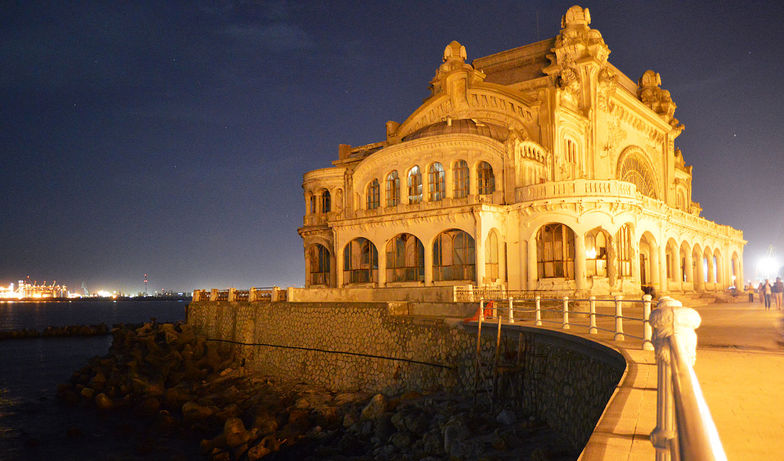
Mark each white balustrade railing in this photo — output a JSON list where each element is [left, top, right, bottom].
[[477, 293, 654, 350], [650, 297, 727, 461], [473, 293, 727, 460]]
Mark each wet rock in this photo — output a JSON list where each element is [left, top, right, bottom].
[[374, 414, 395, 442], [496, 408, 516, 425], [389, 431, 412, 450], [360, 393, 387, 420], [223, 417, 250, 448], [94, 392, 114, 411], [252, 410, 279, 435], [442, 415, 469, 458]]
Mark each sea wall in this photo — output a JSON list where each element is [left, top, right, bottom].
[[186, 301, 625, 448]]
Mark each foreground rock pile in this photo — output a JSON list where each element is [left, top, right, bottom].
[[58, 322, 577, 460]]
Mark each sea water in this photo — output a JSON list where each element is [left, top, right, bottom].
[[0, 300, 189, 460]]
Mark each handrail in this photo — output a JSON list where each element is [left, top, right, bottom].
[[650, 297, 727, 461], [477, 294, 654, 350]]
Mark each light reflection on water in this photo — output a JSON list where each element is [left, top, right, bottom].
[[0, 301, 187, 459]]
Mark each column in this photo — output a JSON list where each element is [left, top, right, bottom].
[[685, 249, 694, 287], [608, 238, 618, 288], [335, 245, 343, 288], [476, 233, 486, 286], [574, 232, 587, 291], [527, 238, 538, 290], [378, 243, 387, 287], [632, 239, 641, 285], [695, 253, 705, 292], [424, 238, 433, 286], [658, 242, 667, 293], [651, 242, 660, 290]]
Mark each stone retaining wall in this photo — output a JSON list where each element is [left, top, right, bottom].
[[187, 301, 625, 449]]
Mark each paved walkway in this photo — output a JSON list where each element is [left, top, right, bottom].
[[514, 299, 784, 460]]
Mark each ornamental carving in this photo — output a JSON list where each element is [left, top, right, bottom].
[[637, 70, 680, 127]]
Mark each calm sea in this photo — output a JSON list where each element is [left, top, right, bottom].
[[0, 300, 191, 460]]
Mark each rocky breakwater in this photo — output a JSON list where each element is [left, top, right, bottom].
[[58, 322, 578, 460]]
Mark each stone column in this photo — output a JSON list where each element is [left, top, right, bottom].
[[335, 245, 343, 288], [445, 164, 454, 199], [658, 242, 667, 293], [527, 237, 538, 290], [607, 237, 618, 288], [651, 242, 660, 290], [695, 254, 705, 292], [685, 249, 694, 286], [476, 233, 486, 286], [424, 237, 434, 286], [378, 243, 387, 287], [574, 232, 587, 291], [632, 239, 641, 285]]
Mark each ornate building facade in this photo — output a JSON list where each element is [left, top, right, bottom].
[[298, 6, 744, 297]]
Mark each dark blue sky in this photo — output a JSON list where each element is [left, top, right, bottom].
[[2, 1, 783, 292]]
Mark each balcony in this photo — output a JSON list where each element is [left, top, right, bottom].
[[516, 179, 638, 203]]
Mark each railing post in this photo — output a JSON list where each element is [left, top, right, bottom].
[[535, 295, 542, 326], [649, 296, 698, 461], [479, 297, 485, 321], [589, 296, 597, 334], [614, 295, 624, 341], [228, 288, 236, 302], [563, 296, 570, 330], [492, 298, 497, 319], [210, 288, 218, 302], [508, 297, 514, 324], [643, 294, 653, 350], [249, 287, 256, 302]]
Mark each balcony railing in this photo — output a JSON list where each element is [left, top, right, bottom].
[[516, 179, 638, 202]]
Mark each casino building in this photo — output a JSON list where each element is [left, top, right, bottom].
[[298, 5, 744, 298]]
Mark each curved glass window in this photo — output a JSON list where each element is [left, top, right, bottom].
[[433, 229, 475, 282], [453, 160, 469, 198], [308, 244, 330, 285], [366, 179, 380, 210], [321, 190, 331, 213], [408, 166, 423, 204], [477, 162, 495, 195], [536, 223, 575, 279], [343, 238, 378, 284], [616, 224, 632, 277], [386, 171, 400, 207], [386, 234, 424, 282], [428, 162, 445, 201], [585, 228, 609, 277]]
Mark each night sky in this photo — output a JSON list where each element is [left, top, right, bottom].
[[2, 1, 783, 293]]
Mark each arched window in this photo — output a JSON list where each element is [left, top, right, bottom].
[[386, 234, 424, 282], [433, 229, 475, 282], [536, 223, 575, 279], [585, 228, 609, 277], [321, 190, 331, 213], [453, 160, 469, 198], [308, 193, 315, 214], [343, 238, 378, 284], [366, 179, 380, 210], [386, 171, 400, 207], [485, 231, 499, 281], [616, 224, 632, 277], [408, 166, 422, 204], [477, 162, 495, 195], [308, 244, 330, 286], [428, 163, 445, 201]]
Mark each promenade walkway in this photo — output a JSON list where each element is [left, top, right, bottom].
[[502, 299, 784, 460]]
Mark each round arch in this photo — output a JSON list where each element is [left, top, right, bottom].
[[433, 229, 476, 282], [617, 146, 659, 199], [385, 233, 425, 283]]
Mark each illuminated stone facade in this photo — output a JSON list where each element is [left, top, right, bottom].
[[298, 5, 744, 297]]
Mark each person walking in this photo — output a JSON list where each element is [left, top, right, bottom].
[[773, 277, 784, 310], [759, 282, 765, 305], [763, 279, 772, 310], [747, 282, 756, 303]]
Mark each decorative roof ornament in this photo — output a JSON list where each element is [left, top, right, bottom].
[[637, 70, 680, 127], [429, 40, 485, 98]]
